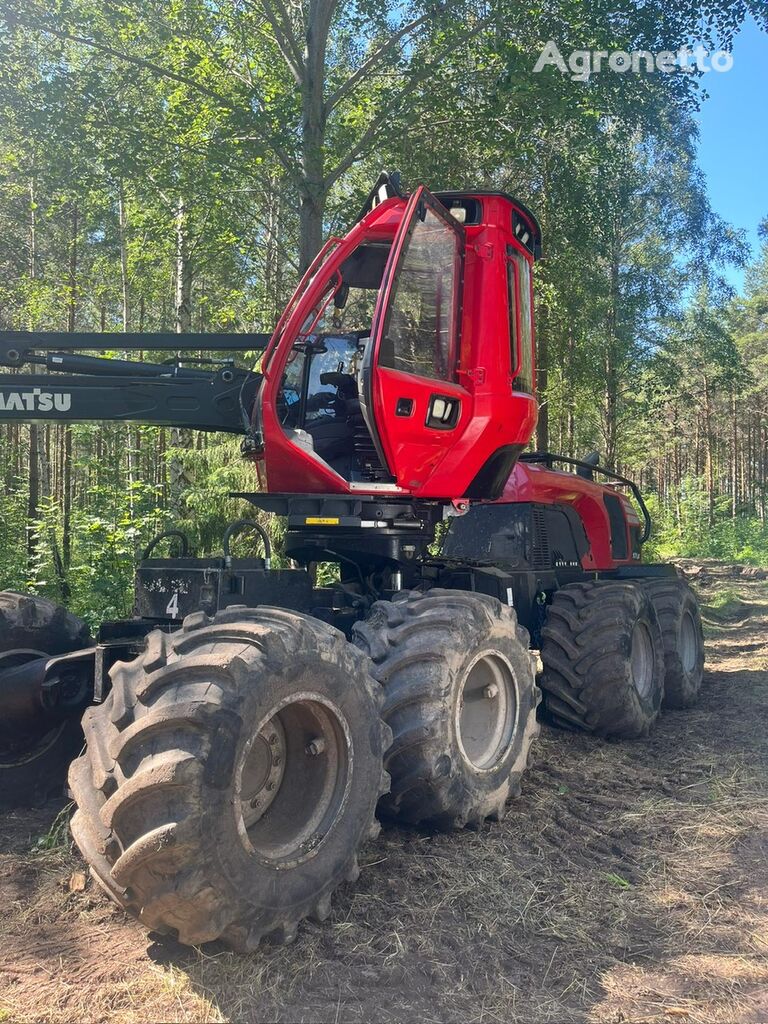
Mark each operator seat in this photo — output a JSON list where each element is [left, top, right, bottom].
[[298, 331, 383, 481]]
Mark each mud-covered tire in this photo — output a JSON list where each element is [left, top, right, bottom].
[[0, 592, 91, 809], [539, 581, 665, 739], [68, 605, 390, 950], [0, 592, 91, 653], [352, 589, 540, 829], [641, 576, 705, 708]]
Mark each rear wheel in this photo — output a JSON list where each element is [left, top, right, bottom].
[[0, 592, 91, 809], [68, 606, 390, 950], [539, 581, 665, 738], [642, 577, 705, 708], [353, 590, 540, 828]]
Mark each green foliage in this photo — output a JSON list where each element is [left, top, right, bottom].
[[33, 802, 74, 853], [605, 872, 632, 890], [168, 438, 283, 562], [644, 484, 768, 566]]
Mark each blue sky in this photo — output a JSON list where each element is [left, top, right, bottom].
[[696, 16, 768, 292]]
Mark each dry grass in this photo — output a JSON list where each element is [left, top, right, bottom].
[[1, 563, 767, 1023]]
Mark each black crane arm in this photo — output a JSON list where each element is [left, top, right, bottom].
[[0, 331, 271, 365], [0, 331, 271, 433]]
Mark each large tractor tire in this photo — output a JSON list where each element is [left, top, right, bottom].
[[0, 591, 91, 809], [68, 606, 390, 951], [642, 576, 705, 708], [353, 589, 540, 829], [539, 581, 665, 739]]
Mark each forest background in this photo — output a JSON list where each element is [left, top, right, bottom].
[[0, 0, 767, 628]]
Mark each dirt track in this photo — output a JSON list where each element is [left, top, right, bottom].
[[1, 564, 767, 1024]]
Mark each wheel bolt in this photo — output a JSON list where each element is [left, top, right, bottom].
[[269, 733, 278, 745], [484, 683, 499, 700], [249, 796, 260, 808], [306, 738, 325, 756], [266, 781, 275, 792], [273, 756, 282, 766]]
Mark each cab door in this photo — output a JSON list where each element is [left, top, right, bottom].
[[361, 186, 468, 492]]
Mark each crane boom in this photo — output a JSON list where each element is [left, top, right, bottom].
[[0, 331, 271, 433]]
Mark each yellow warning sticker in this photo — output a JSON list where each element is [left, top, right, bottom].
[[305, 517, 340, 525]]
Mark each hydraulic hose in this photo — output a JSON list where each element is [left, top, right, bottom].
[[222, 519, 272, 569]]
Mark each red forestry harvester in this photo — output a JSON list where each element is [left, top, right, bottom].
[[0, 173, 703, 950]]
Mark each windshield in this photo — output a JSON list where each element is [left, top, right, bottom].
[[378, 204, 462, 381]]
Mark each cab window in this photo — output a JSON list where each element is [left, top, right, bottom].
[[378, 204, 462, 381], [507, 246, 534, 394], [276, 240, 390, 480]]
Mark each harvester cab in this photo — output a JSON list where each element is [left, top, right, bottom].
[[251, 176, 541, 500], [0, 172, 705, 956]]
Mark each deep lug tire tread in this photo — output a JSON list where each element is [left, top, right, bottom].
[[641, 576, 705, 708], [539, 581, 665, 739], [353, 589, 540, 829], [69, 605, 390, 950]]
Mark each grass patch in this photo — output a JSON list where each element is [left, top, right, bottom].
[[701, 587, 750, 622], [604, 873, 632, 889], [32, 802, 74, 854]]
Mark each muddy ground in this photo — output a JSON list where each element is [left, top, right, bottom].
[[1, 563, 767, 1024]]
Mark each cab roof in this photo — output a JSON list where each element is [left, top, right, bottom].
[[356, 172, 542, 260]]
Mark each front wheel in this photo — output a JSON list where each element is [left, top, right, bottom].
[[69, 606, 390, 950], [353, 589, 540, 829]]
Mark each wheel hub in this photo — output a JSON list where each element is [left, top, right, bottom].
[[239, 718, 287, 828], [455, 651, 518, 771], [236, 694, 352, 865], [630, 622, 654, 699], [680, 610, 698, 674]]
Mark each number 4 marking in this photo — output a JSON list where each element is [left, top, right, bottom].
[[166, 592, 180, 618]]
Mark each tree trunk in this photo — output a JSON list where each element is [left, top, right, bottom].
[[27, 429, 39, 564], [67, 203, 78, 333], [535, 303, 549, 452], [118, 185, 130, 331], [63, 426, 72, 574], [298, 187, 324, 272], [603, 241, 621, 470], [703, 377, 715, 528], [171, 197, 195, 510], [264, 174, 284, 321], [27, 179, 39, 564], [175, 197, 193, 333], [566, 325, 575, 457], [51, 205, 79, 596], [119, 187, 137, 522], [731, 388, 738, 519], [298, 0, 333, 270]]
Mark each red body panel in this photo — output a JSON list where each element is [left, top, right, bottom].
[[499, 463, 642, 570], [250, 180, 641, 571]]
